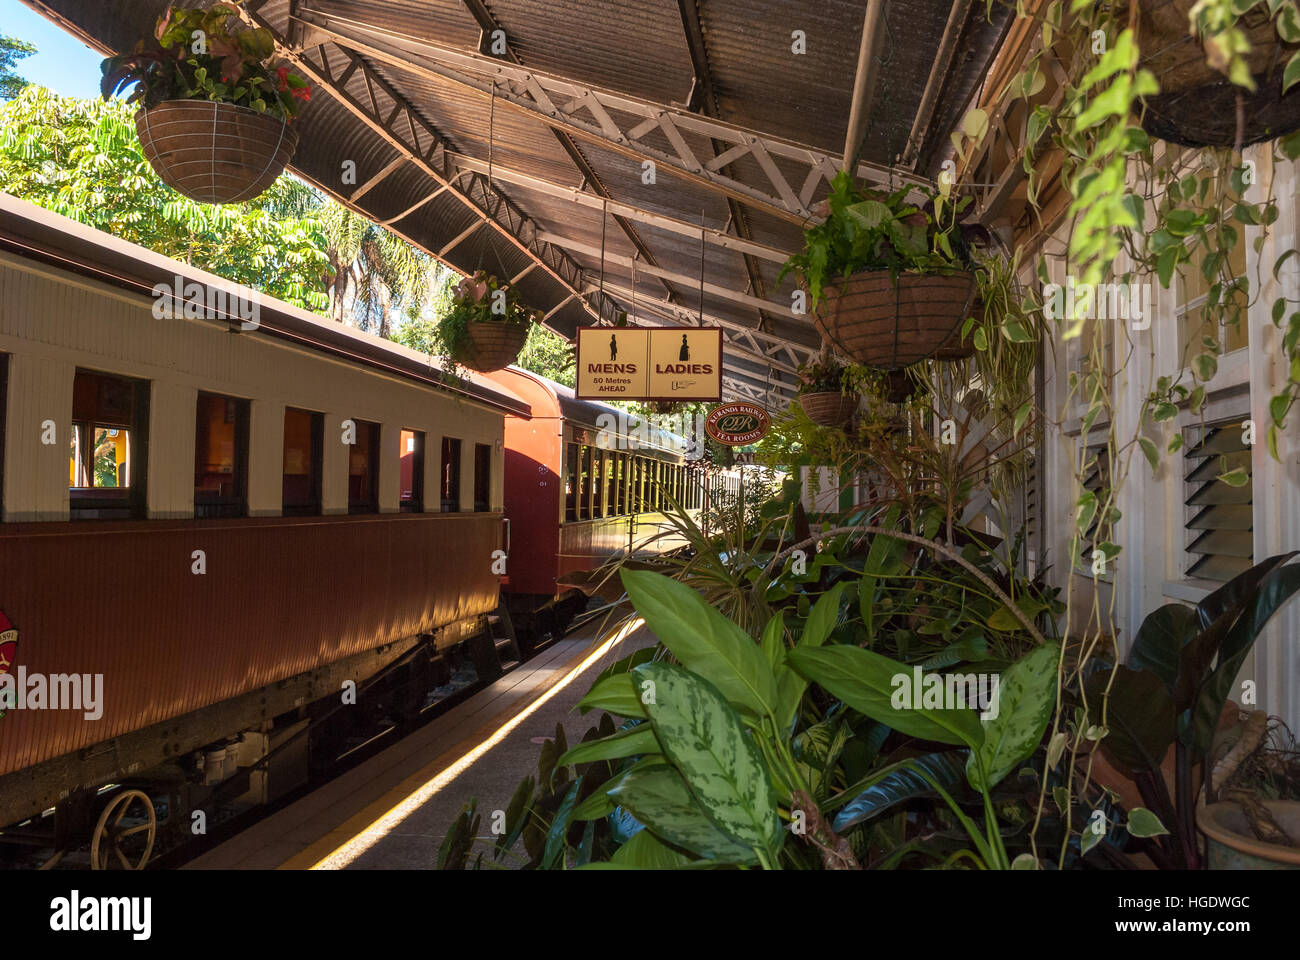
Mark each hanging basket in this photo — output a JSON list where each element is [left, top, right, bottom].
[[799, 391, 860, 427], [455, 320, 531, 372], [812, 269, 977, 370], [135, 100, 299, 205], [650, 401, 683, 415], [1134, 0, 1300, 147]]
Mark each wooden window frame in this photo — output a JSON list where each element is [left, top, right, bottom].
[[399, 429, 425, 513], [194, 391, 250, 519], [282, 407, 324, 517]]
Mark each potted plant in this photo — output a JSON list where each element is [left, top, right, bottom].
[[438, 269, 537, 374], [1082, 553, 1300, 868], [779, 172, 982, 371], [796, 354, 861, 426], [101, 2, 310, 205], [1198, 710, 1300, 868], [1136, 0, 1300, 147]]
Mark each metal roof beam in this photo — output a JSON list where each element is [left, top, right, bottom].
[[291, 4, 928, 223], [588, 279, 820, 353], [444, 151, 792, 264], [232, 7, 622, 330], [616, 300, 801, 377], [546, 232, 792, 318], [453, 0, 676, 304]]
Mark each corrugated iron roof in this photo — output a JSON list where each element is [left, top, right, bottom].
[[18, 0, 1009, 403]]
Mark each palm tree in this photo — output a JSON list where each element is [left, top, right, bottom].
[[315, 203, 433, 336]]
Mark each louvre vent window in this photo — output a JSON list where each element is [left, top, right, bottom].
[[1079, 443, 1110, 563], [1184, 420, 1253, 582]]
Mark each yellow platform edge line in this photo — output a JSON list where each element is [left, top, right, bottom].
[[274, 618, 643, 870]]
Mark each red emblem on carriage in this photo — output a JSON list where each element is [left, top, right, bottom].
[[0, 611, 15, 677]]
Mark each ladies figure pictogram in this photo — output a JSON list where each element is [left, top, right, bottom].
[[679, 334, 690, 361]]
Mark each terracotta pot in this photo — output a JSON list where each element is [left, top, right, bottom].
[[135, 101, 298, 205], [813, 269, 977, 370], [456, 320, 530, 372], [1132, 0, 1300, 146], [1198, 799, 1300, 869], [799, 391, 859, 426]]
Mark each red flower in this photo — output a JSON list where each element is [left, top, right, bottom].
[[291, 86, 311, 102], [276, 64, 290, 92]]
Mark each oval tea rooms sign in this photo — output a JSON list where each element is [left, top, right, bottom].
[[705, 402, 769, 446]]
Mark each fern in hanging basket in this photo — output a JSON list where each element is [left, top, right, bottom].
[[101, 2, 310, 205], [795, 355, 862, 427], [438, 270, 538, 374], [780, 172, 989, 370]]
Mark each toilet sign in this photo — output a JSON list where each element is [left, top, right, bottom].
[[575, 327, 722, 401]]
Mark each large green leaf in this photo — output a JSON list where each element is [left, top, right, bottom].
[[621, 569, 778, 718], [1086, 666, 1175, 776], [604, 826, 693, 868], [1191, 561, 1300, 753], [1127, 603, 1198, 693], [800, 582, 848, 648], [1194, 551, 1296, 629], [577, 671, 647, 719], [786, 645, 985, 748], [967, 642, 1060, 790], [633, 662, 783, 858], [607, 758, 758, 863], [833, 750, 968, 832], [556, 723, 659, 767], [540, 777, 583, 869]]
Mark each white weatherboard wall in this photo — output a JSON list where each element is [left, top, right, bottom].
[[1037, 143, 1300, 733], [0, 250, 507, 522]]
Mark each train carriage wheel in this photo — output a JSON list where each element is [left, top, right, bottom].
[[90, 789, 156, 870]]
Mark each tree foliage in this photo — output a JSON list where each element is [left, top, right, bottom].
[[0, 34, 36, 101], [0, 85, 330, 310]]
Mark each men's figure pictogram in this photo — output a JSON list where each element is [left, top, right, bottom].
[[610, 334, 618, 361]]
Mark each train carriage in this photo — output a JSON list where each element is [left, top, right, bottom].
[[485, 368, 728, 650], [0, 195, 525, 863]]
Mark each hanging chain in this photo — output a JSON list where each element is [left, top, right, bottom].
[[598, 195, 608, 323], [698, 208, 706, 326]]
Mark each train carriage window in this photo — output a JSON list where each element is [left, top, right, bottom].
[[579, 445, 592, 520], [653, 460, 663, 511], [348, 419, 381, 514], [631, 457, 641, 512], [400, 429, 425, 512], [564, 442, 578, 523], [606, 452, 619, 517], [473, 443, 491, 512], [592, 451, 604, 517], [70, 368, 150, 520], [441, 437, 462, 512], [194, 393, 249, 518], [618, 454, 629, 515], [282, 407, 323, 516]]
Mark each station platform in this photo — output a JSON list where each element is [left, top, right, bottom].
[[184, 616, 652, 870]]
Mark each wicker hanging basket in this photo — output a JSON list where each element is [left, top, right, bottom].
[[455, 320, 531, 372], [799, 391, 860, 427], [1133, 0, 1300, 147], [813, 269, 977, 370], [135, 101, 299, 205]]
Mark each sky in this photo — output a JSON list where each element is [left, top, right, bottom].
[[2, 0, 106, 99]]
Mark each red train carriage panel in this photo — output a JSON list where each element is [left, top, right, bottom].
[[485, 369, 708, 616], [0, 513, 500, 779]]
